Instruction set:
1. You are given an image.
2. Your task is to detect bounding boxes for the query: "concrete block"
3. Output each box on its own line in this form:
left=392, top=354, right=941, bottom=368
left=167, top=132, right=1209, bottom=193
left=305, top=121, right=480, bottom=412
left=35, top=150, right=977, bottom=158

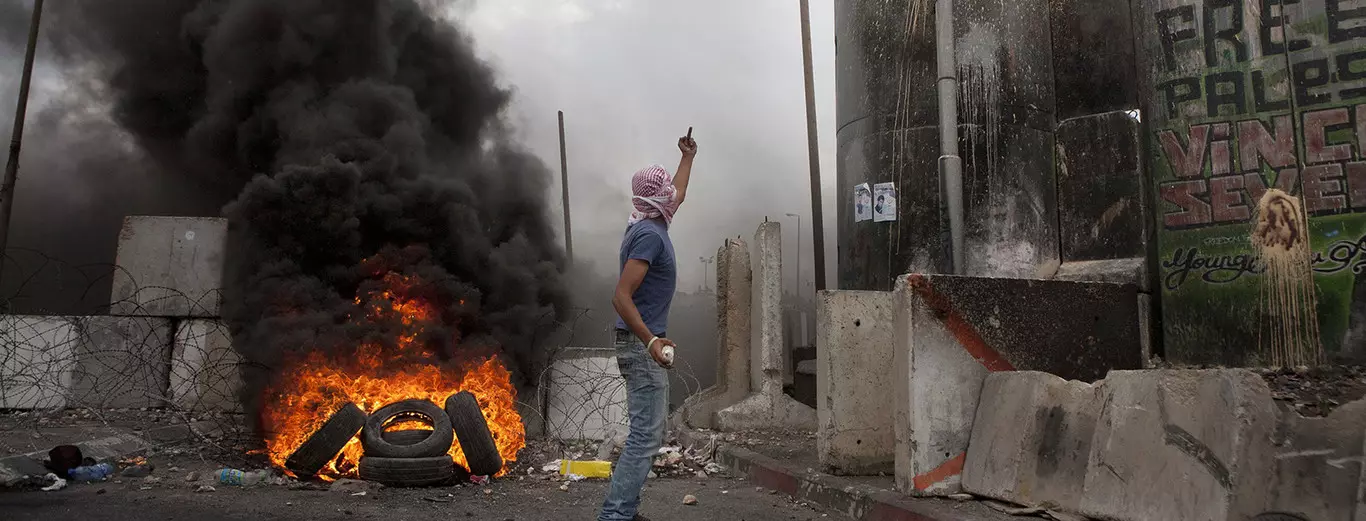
left=716, top=223, right=815, bottom=432
left=1054, top=257, right=1148, bottom=292
left=893, top=276, right=988, bottom=496
left=962, top=371, right=1101, bottom=513
left=69, top=316, right=174, bottom=408
left=675, top=238, right=752, bottom=430
left=110, top=216, right=227, bottom=317
left=1260, top=399, right=1366, bottom=521
left=169, top=319, right=243, bottom=412
left=893, top=273, right=1142, bottom=497
left=1359, top=423, right=1366, bottom=521
left=1055, top=112, right=1147, bottom=263
left=545, top=348, right=627, bottom=441
left=0, top=316, right=80, bottom=409
left=816, top=290, right=895, bottom=475
left=1080, top=369, right=1279, bottom=521
left=750, top=221, right=783, bottom=396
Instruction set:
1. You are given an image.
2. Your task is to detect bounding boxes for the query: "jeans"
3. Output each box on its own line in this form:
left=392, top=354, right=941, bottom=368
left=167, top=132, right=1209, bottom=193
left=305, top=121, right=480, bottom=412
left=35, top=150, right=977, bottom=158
left=598, top=334, right=670, bottom=521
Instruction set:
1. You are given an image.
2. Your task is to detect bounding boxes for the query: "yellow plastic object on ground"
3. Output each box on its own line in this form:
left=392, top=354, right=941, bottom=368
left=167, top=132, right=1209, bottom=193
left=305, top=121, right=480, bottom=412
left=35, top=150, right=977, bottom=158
left=559, top=460, right=613, bottom=478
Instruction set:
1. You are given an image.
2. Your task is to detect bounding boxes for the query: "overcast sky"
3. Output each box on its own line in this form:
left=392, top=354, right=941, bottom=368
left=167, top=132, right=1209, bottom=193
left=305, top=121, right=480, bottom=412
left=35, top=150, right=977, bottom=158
left=451, top=0, right=839, bottom=294
left=1, top=0, right=840, bottom=296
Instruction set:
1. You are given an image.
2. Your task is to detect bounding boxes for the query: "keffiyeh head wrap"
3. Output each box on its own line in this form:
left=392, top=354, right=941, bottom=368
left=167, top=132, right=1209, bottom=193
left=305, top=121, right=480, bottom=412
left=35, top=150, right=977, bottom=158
left=628, top=164, right=678, bottom=226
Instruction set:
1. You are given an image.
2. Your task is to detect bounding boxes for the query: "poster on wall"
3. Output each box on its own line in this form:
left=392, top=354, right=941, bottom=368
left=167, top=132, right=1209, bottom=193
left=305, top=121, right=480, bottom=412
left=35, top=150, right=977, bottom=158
left=873, top=182, right=897, bottom=222
left=854, top=183, right=872, bottom=222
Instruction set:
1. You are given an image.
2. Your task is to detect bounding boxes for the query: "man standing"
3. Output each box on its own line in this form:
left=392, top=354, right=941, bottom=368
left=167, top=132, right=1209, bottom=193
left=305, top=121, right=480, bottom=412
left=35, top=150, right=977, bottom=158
left=599, top=131, right=697, bottom=521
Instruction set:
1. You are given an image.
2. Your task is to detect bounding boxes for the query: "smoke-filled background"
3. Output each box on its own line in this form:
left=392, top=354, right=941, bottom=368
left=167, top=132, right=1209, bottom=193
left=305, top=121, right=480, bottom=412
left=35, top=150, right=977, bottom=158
left=0, top=1, right=840, bottom=407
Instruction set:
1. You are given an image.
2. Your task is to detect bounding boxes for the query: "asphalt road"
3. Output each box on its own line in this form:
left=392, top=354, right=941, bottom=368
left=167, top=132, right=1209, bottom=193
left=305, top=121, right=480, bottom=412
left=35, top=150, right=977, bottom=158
left=1, top=470, right=834, bottom=521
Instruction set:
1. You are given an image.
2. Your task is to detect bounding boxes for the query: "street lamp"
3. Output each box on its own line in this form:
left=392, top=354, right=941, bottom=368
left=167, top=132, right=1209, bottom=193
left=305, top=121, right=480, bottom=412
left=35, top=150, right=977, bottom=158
left=699, top=256, right=714, bottom=292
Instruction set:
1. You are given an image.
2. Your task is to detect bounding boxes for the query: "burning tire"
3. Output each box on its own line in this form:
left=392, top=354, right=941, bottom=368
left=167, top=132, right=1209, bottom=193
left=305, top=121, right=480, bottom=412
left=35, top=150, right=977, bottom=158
left=381, top=429, right=434, bottom=446
left=357, top=455, right=455, bottom=487
left=284, top=402, right=367, bottom=478
left=361, top=399, right=454, bottom=459
left=444, top=391, right=503, bottom=476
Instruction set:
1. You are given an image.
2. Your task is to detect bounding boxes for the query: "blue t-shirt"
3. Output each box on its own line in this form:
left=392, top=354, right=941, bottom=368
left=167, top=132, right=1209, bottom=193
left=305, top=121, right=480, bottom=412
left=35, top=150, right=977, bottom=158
left=615, top=218, right=676, bottom=336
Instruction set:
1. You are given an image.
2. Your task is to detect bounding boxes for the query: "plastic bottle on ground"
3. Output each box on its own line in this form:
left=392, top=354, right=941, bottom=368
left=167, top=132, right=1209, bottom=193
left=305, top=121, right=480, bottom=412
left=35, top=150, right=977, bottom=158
left=216, top=468, right=269, bottom=486
left=67, top=463, right=114, bottom=482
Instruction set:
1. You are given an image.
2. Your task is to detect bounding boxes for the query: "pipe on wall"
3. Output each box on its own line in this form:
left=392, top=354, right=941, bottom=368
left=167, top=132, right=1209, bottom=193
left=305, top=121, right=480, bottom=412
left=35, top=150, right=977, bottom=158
left=935, top=0, right=964, bottom=275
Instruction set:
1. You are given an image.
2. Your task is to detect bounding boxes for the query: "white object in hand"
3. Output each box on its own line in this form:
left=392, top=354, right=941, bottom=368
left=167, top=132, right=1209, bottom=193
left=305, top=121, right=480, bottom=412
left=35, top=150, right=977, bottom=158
left=661, top=345, right=675, bottom=366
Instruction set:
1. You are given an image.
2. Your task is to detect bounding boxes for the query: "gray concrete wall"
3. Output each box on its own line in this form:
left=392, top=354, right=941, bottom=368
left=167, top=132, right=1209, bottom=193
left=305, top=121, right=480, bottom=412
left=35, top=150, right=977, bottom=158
left=0, top=315, right=80, bottom=409
left=110, top=216, right=227, bottom=317
left=169, top=319, right=243, bottom=413
left=545, top=347, right=627, bottom=442
left=816, top=290, right=895, bottom=476
left=69, top=316, right=174, bottom=409
left=835, top=0, right=1059, bottom=290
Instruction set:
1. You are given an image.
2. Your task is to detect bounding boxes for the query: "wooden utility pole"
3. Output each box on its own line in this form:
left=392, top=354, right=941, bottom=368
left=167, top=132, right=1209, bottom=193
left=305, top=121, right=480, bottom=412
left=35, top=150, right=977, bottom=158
left=799, top=0, right=827, bottom=291
left=558, top=110, right=574, bottom=263
left=0, top=0, right=44, bottom=281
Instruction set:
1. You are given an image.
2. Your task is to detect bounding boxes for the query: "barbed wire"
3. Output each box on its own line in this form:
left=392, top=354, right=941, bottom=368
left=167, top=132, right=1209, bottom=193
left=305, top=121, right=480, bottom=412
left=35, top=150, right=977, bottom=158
left=0, top=249, right=719, bottom=477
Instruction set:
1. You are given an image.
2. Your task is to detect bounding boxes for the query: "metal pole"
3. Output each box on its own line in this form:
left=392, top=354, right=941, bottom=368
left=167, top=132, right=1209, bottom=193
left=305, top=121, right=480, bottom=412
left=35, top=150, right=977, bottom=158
left=786, top=212, right=801, bottom=303
left=799, top=0, right=828, bottom=291
left=557, top=110, right=574, bottom=263
left=0, top=0, right=43, bottom=277
left=935, top=0, right=964, bottom=274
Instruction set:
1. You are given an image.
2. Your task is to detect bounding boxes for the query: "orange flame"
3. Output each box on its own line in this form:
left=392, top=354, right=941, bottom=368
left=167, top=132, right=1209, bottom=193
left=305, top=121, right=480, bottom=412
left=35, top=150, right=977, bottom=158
left=261, top=271, right=525, bottom=480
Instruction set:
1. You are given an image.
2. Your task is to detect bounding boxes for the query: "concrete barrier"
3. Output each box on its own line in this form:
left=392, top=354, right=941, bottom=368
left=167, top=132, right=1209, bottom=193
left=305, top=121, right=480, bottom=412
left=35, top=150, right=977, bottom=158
left=816, top=290, right=895, bottom=475
left=169, top=319, right=244, bottom=413
left=962, top=368, right=1364, bottom=520
left=69, top=316, right=174, bottom=409
left=1359, top=426, right=1365, bottom=521
left=962, top=371, right=1100, bottom=512
left=1257, top=398, right=1366, bottom=521
left=0, top=316, right=80, bottom=409
left=716, top=222, right=816, bottom=431
left=1079, top=369, right=1278, bottom=521
left=545, top=348, right=627, bottom=441
left=674, top=238, right=752, bottom=430
left=893, top=273, right=1141, bottom=496
left=110, top=216, right=227, bottom=317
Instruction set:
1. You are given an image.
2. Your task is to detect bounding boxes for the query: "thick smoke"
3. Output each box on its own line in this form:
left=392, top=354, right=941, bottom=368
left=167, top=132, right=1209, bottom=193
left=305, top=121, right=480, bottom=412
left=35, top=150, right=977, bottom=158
left=42, top=1, right=569, bottom=411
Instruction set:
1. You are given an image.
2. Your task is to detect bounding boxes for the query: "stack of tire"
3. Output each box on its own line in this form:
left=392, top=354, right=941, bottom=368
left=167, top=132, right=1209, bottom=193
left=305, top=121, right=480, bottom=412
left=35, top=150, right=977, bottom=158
left=283, top=391, right=504, bottom=487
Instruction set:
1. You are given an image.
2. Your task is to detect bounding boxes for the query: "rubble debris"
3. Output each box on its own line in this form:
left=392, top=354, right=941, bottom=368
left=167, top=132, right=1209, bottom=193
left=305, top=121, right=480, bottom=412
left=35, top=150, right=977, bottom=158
left=120, top=463, right=154, bottom=478
left=682, top=494, right=698, bottom=505
left=558, top=484, right=570, bottom=492
left=1262, top=364, right=1366, bottom=417
left=948, top=493, right=975, bottom=501
left=984, top=500, right=1046, bottom=516
left=40, top=473, right=67, bottom=492
left=470, top=475, right=490, bottom=485
left=184, top=471, right=199, bottom=482
left=195, top=485, right=216, bottom=493
left=329, top=479, right=380, bottom=494
left=1045, top=510, right=1089, bottom=521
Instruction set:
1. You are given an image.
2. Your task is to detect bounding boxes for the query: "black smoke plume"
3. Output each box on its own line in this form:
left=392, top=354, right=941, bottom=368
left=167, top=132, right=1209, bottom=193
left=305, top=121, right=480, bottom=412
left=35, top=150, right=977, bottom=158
left=41, top=1, right=569, bottom=414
